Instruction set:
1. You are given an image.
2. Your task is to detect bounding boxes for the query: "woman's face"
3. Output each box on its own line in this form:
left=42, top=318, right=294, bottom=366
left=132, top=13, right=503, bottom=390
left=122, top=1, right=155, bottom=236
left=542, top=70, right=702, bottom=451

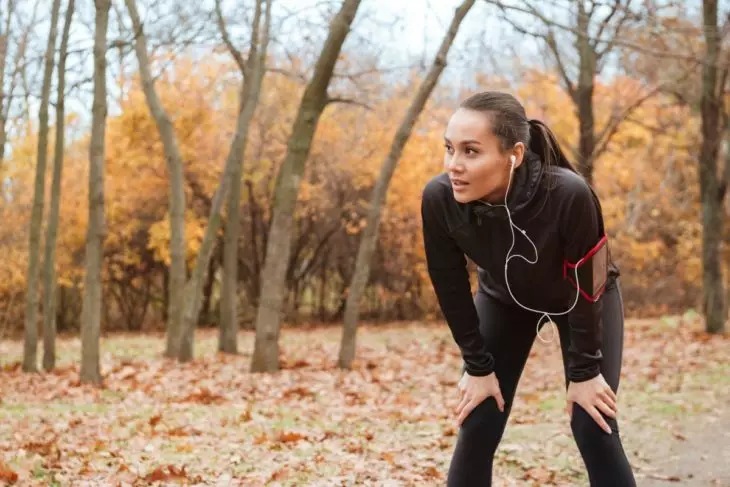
left=443, top=108, right=522, bottom=204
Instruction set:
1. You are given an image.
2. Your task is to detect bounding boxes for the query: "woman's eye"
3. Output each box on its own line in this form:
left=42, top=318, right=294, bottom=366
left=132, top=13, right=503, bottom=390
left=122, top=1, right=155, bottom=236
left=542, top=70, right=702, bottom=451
left=465, top=147, right=477, bottom=155
left=444, top=145, right=454, bottom=154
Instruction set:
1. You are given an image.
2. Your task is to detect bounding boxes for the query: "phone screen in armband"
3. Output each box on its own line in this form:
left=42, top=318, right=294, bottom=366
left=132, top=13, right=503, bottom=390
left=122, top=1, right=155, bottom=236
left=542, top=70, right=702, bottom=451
left=563, top=236, right=609, bottom=303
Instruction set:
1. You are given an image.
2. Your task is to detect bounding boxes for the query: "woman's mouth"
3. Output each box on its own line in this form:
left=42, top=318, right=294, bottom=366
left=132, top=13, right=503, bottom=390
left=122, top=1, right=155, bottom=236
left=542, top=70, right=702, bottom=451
left=451, top=179, right=469, bottom=192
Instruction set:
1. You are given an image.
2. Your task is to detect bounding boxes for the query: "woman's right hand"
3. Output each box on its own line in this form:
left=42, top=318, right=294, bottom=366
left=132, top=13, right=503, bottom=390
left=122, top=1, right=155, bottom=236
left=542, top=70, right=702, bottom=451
left=455, top=371, right=505, bottom=426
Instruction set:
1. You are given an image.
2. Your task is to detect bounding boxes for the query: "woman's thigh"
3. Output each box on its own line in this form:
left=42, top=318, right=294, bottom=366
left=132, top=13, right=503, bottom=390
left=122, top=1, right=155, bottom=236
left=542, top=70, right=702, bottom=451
left=554, top=278, right=625, bottom=391
left=471, top=291, right=538, bottom=407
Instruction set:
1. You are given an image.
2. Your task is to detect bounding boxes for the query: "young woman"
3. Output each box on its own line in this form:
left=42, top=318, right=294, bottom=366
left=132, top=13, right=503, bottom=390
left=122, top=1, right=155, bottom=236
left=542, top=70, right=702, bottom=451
left=421, top=91, right=636, bottom=486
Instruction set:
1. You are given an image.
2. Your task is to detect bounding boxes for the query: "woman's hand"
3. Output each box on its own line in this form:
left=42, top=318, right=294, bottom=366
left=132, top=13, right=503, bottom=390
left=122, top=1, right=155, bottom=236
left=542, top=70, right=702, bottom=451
left=455, top=371, right=505, bottom=426
left=566, top=374, right=618, bottom=434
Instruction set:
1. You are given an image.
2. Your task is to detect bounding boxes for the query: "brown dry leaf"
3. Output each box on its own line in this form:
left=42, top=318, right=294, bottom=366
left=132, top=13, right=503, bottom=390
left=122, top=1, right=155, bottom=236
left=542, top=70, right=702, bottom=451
left=282, top=386, right=316, bottom=399
left=238, top=409, right=253, bottom=422
left=522, top=466, right=556, bottom=483
left=0, top=460, right=18, bottom=484
left=140, top=465, right=197, bottom=484
left=270, top=466, right=289, bottom=481
left=442, top=426, right=456, bottom=437
left=167, top=426, right=201, bottom=437
left=346, top=442, right=364, bottom=454
left=282, top=359, right=310, bottom=369
left=148, top=414, right=162, bottom=428
left=423, top=466, right=442, bottom=480
left=179, top=387, right=226, bottom=405
left=278, top=431, right=307, bottom=443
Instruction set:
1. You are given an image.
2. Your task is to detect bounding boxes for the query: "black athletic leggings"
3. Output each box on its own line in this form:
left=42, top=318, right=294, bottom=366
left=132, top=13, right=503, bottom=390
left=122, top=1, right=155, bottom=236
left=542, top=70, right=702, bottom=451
left=447, top=278, right=636, bottom=486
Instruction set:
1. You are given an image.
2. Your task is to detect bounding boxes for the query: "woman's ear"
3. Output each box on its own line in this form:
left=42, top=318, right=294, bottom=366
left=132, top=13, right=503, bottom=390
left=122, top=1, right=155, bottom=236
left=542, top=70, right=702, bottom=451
left=511, top=142, right=526, bottom=167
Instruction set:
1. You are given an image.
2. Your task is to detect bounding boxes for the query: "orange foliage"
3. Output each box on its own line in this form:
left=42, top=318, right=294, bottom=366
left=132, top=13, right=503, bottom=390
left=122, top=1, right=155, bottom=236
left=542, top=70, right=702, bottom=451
left=0, top=55, right=717, bottom=331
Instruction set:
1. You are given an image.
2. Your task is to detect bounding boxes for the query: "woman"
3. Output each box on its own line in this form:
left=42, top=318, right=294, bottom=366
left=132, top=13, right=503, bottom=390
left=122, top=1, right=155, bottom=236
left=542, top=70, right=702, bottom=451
left=421, top=91, right=636, bottom=486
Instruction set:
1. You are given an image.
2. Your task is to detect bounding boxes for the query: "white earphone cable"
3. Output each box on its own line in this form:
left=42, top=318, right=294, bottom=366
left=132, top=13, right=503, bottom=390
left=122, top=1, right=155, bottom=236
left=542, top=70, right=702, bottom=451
left=480, top=157, right=584, bottom=343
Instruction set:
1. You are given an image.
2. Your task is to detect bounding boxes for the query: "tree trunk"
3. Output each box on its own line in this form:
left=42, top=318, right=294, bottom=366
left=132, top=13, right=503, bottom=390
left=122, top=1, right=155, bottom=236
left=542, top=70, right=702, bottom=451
left=338, top=0, right=475, bottom=369
left=80, top=0, right=109, bottom=386
left=700, top=0, right=725, bottom=334
left=22, top=0, right=61, bottom=373
left=251, top=0, right=362, bottom=373
left=42, top=0, right=74, bottom=372
left=575, top=1, right=596, bottom=184
left=177, top=0, right=271, bottom=363
left=0, top=0, right=16, bottom=170
left=219, top=0, right=268, bottom=355
left=200, top=242, right=219, bottom=325
left=124, top=0, right=187, bottom=359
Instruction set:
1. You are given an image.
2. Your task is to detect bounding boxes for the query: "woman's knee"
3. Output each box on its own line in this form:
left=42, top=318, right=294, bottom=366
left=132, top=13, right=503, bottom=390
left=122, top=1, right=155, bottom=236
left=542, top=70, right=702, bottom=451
left=570, top=404, right=619, bottom=446
left=459, top=398, right=508, bottom=449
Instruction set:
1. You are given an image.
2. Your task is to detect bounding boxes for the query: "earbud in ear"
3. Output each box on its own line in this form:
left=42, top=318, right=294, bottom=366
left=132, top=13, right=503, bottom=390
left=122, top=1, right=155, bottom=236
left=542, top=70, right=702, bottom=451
left=510, top=155, right=516, bottom=166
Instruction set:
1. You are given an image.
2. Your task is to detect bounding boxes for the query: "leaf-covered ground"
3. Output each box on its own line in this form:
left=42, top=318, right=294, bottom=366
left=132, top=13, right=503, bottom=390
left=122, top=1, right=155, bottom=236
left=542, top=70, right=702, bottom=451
left=0, top=314, right=727, bottom=486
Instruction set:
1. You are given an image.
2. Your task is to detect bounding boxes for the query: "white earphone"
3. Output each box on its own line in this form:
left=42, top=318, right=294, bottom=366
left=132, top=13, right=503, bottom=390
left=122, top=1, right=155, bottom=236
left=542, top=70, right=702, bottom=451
left=481, top=152, right=583, bottom=343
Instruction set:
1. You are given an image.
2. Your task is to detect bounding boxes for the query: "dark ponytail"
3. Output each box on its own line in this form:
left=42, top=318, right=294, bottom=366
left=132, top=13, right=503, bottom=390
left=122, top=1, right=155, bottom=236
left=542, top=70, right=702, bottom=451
left=528, top=118, right=605, bottom=220
left=527, top=118, right=579, bottom=174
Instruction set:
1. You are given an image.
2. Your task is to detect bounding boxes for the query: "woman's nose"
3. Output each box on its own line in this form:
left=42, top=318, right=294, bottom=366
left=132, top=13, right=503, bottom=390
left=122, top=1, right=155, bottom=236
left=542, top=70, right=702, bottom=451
left=445, top=156, right=464, bottom=171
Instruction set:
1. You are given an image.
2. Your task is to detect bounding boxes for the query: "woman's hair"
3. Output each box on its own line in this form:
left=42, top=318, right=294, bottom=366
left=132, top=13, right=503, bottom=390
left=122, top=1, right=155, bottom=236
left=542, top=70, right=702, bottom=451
left=459, top=91, right=579, bottom=175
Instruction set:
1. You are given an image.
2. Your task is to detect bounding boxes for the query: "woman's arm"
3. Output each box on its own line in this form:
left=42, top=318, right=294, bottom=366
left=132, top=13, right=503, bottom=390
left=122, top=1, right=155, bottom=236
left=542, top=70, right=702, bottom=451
left=421, top=178, right=494, bottom=376
left=559, top=174, right=610, bottom=383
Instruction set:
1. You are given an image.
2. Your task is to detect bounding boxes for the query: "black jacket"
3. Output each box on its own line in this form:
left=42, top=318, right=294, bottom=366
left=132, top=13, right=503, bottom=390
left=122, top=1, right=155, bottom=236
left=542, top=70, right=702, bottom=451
left=420, top=152, right=618, bottom=382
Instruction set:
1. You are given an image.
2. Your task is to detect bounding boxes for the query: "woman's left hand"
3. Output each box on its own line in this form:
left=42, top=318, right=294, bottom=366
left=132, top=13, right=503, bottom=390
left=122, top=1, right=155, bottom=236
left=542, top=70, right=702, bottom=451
left=566, top=374, right=617, bottom=434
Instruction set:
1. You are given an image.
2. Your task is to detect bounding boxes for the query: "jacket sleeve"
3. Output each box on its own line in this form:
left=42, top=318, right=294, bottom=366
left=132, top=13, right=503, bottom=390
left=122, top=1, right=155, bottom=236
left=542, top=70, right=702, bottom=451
left=421, top=179, right=494, bottom=376
left=560, top=176, right=608, bottom=383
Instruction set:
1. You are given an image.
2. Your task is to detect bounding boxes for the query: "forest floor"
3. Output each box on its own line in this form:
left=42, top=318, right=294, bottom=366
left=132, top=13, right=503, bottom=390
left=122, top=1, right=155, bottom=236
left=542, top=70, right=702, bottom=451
left=0, top=314, right=727, bottom=486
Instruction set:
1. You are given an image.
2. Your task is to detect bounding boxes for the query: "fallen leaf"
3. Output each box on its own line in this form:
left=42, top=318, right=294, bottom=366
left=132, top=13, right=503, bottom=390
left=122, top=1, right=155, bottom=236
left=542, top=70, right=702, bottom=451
left=0, top=461, right=18, bottom=484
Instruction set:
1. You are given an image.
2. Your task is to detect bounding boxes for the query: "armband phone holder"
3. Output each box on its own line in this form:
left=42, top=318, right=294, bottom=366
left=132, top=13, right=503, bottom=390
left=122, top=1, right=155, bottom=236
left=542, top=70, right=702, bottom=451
left=563, top=236, right=609, bottom=303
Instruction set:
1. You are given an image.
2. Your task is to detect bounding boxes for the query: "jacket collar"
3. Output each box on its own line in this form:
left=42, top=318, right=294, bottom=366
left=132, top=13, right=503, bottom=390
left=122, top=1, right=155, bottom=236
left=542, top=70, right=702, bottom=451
left=470, top=151, right=544, bottom=223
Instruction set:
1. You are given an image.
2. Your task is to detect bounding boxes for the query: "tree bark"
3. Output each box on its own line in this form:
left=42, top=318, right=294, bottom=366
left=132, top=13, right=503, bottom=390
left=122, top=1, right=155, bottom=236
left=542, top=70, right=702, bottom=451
left=251, top=0, right=362, bottom=373
left=125, top=0, right=187, bottom=359
left=0, top=0, right=16, bottom=170
left=22, top=0, right=61, bottom=373
left=338, top=0, right=475, bottom=369
left=80, top=0, right=109, bottom=386
left=218, top=0, right=269, bottom=355
left=699, top=0, right=725, bottom=334
left=177, top=0, right=271, bottom=362
left=42, top=0, right=74, bottom=372
left=574, top=1, right=596, bottom=184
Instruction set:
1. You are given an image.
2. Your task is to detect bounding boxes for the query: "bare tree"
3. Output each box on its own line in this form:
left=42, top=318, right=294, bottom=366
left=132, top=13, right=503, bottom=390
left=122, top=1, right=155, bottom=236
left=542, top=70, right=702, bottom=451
left=124, top=0, right=188, bottom=359
left=80, top=0, right=110, bottom=385
left=487, top=0, right=649, bottom=184
left=699, top=0, right=726, bottom=333
left=177, top=0, right=271, bottom=362
left=251, top=0, right=362, bottom=373
left=42, top=0, right=75, bottom=372
left=22, top=0, right=61, bottom=373
left=0, top=0, right=16, bottom=169
left=217, top=0, right=271, bottom=355
left=338, top=0, right=475, bottom=369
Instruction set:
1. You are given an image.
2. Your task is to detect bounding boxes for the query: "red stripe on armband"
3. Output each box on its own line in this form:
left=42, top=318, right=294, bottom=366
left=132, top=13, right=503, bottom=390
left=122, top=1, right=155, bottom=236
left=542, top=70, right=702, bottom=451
left=563, top=235, right=609, bottom=303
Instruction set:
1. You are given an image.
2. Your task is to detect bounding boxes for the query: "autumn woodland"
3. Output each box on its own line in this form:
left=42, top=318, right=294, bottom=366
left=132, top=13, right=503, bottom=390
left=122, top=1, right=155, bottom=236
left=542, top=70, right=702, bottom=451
left=0, top=0, right=728, bottom=485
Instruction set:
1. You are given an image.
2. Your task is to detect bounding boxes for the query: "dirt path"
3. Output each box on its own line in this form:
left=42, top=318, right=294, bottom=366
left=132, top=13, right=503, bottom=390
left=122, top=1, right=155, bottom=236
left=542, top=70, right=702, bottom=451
left=636, top=409, right=730, bottom=486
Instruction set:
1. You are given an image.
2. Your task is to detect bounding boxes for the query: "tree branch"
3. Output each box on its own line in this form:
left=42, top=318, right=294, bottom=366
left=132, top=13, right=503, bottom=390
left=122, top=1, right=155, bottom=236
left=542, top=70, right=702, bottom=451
left=325, top=96, right=371, bottom=110
left=596, top=0, right=637, bottom=62
left=482, top=0, right=708, bottom=63
left=594, top=83, right=663, bottom=160
left=214, top=0, right=247, bottom=75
